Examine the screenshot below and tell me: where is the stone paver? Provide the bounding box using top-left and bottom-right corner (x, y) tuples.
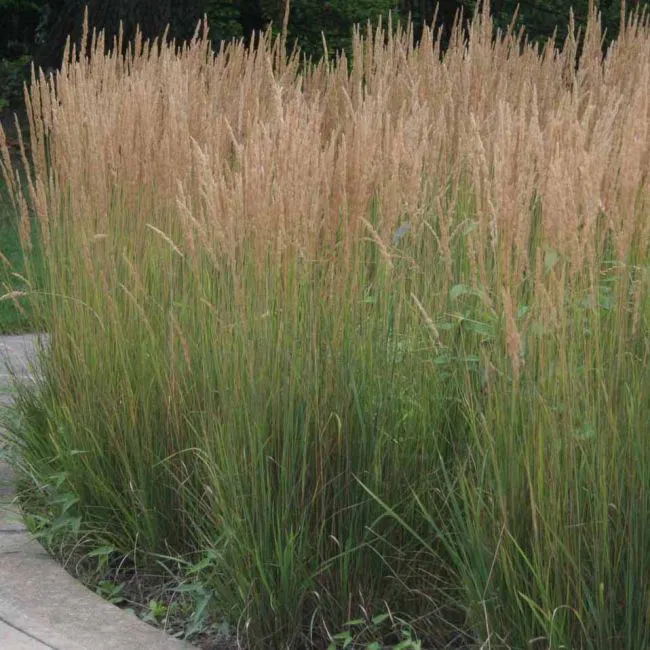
(0, 621), (54, 650)
(0, 334), (45, 383)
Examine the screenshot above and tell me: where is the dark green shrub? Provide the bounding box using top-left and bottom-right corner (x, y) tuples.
(0, 55), (32, 111)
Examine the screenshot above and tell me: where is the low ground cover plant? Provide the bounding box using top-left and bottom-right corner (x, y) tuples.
(1, 2), (649, 648)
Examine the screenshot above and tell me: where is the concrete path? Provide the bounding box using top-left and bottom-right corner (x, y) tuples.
(0, 334), (194, 650)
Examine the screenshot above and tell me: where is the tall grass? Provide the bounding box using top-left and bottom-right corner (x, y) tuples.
(1, 1), (649, 647)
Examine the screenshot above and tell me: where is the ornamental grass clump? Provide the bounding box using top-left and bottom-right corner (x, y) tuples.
(1, 1), (649, 647)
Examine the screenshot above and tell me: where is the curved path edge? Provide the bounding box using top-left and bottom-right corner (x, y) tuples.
(0, 334), (193, 650)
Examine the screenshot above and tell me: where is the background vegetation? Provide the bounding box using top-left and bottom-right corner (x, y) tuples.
(0, 163), (43, 332)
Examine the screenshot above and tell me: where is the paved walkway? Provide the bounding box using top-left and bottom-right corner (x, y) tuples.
(0, 334), (193, 650)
